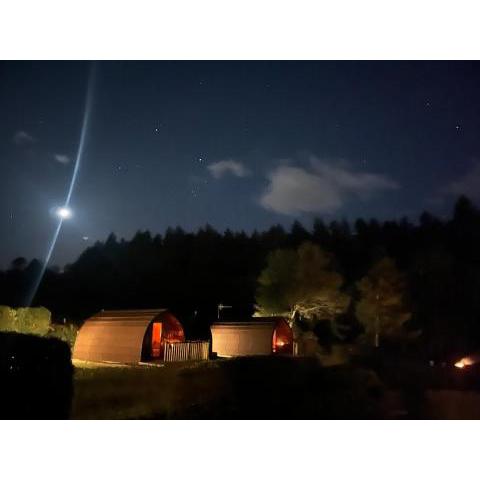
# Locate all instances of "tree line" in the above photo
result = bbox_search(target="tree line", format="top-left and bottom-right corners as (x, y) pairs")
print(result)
(1, 195), (480, 358)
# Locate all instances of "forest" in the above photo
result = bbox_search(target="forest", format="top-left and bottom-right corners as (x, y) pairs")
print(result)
(1, 195), (480, 360)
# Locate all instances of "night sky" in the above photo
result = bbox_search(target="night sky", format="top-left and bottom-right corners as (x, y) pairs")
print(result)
(2, 61), (480, 267)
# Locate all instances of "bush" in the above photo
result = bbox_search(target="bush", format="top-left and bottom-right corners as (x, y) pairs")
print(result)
(0, 306), (16, 331)
(16, 307), (51, 336)
(0, 332), (74, 419)
(49, 323), (78, 349)
(0, 306), (51, 335)
(0, 306), (78, 351)
(174, 356), (385, 419)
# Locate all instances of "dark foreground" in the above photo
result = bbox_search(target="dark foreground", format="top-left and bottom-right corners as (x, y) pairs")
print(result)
(73, 357), (383, 419)
(72, 356), (480, 420)
(2, 329), (478, 419)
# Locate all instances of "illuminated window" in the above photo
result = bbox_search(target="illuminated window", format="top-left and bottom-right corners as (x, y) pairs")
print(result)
(152, 323), (162, 357)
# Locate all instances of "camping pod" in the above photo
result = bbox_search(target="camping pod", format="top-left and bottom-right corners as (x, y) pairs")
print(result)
(210, 317), (293, 357)
(73, 309), (185, 364)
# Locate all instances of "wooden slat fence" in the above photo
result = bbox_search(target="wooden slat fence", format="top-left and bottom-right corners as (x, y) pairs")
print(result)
(163, 341), (210, 362)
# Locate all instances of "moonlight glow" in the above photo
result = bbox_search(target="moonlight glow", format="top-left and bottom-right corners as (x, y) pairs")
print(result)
(25, 63), (96, 307)
(56, 206), (72, 219)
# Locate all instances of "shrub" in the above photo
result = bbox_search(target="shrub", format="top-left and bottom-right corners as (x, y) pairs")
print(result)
(49, 323), (78, 349)
(16, 307), (51, 336)
(0, 306), (16, 331)
(0, 332), (73, 419)
(0, 307), (78, 350)
(175, 356), (385, 419)
(0, 306), (51, 336)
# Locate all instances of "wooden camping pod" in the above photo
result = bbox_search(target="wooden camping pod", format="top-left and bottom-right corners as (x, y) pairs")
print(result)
(73, 309), (185, 364)
(210, 317), (293, 357)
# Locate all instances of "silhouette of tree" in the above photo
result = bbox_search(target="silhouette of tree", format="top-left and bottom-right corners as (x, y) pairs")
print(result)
(10, 257), (27, 271)
(255, 247), (297, 317)
(356, 257), (412, 347)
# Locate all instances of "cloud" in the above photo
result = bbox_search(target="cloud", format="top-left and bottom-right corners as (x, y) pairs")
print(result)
(207, 159), (251, 179)
(441, 162), (480, 201)
(259, 158), (399, 215)
(13, 130), (36, 146)
(54, 154), (70, 165)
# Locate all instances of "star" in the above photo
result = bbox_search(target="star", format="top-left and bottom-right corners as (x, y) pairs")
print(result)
(455, 125), (461, 131)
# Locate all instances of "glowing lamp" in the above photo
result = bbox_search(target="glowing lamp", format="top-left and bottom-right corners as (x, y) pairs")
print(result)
(454, 357), (474, 369)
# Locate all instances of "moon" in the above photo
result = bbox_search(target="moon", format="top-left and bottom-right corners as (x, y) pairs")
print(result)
(56, 206), (72, 219)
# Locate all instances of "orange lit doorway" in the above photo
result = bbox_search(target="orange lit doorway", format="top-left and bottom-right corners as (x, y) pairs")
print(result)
(152, 323), (162, 358)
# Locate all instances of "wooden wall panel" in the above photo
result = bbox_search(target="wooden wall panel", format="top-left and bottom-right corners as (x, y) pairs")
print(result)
(211, 322), (275, 357)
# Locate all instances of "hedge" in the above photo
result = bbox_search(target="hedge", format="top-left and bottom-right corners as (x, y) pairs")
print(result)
(0, 332), (73, 419)
(0, 306), (51, 336)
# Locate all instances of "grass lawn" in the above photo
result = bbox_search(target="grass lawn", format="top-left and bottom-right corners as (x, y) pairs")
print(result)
(72, 360), (210, 419)
(72, 356), (385, 419)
